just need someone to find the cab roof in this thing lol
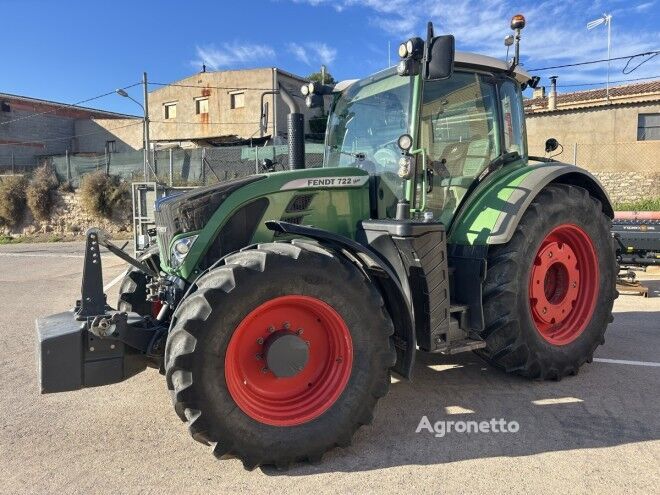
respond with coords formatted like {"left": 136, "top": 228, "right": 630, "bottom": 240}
{"left": 334, "top": 51, "right": 531, "bottom": 92}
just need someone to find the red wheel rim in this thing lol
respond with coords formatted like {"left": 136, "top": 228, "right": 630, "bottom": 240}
{"left": 225, "top": 295, "right": 353, "bottom": 426}
{"left": 528, "top": 223, "right": 599, "bottom": 345}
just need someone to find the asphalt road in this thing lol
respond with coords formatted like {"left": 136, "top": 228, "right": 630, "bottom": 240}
{"left": 1, "top": 242, "right": 658, "bottom": 494}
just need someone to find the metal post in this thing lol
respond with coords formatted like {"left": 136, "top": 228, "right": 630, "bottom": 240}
{"left": 142, "top": 72, "right": 151, "bottom": 181}
{"left": 255, "top": 146, "right": 259, "bottom": 174}
{"left": 104, "top": 144, "right": 109, "bottom": 175}
{"left": 272, "top": 68, "right": 278, "bottom": 140}
{"left": 168, "top": 148, "right": 173, "bottom": 186}
{"left": 201, "top": 148, "right": 206, "bottom": 184}
{"left": 66, "top": 149, "right": 71, "bottom": 181}
{"left": 606, "top": 17, "right": 611, "bottom": 101}
{"left": 573, "top": 143, "right": 578, "bottom": 165}
{"left": 11, "top": 152, "right": 15, "bottom": 175}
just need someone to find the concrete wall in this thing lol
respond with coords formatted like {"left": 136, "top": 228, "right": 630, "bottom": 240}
{"left": 526, "top": 101, "right": 660, "bottom": 203}
{"left": 0, "top": 95, "right": 137, "bottom": 169}
{"left": 147, "top": 68, "right": 318, "bottom": 143}
{"left": 74, "top": 118, "right": 143, "bottom": 153}
{"left": 0, "top": 100, "right": 75, "bottom": 167}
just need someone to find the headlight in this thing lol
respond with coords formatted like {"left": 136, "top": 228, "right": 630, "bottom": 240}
{"left": 171, "top": 235, "right": 198, "bottom": 268}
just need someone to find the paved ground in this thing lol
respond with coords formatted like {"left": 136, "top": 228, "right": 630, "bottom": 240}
{"left": 0, "top": 242, "right": 658, "bottom": 494}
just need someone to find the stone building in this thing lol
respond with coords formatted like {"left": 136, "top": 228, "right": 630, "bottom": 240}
{"left": 525, "top": 80, "right": 660, "bottom": 203}
{"left": 0, "top": 92, "right": 139, "bottom": 171}
{"left": 1, "top": 67, "right": 319, "bottom": 172}
{"left": 145, "top": 67, "right": 318, "bottom": 148}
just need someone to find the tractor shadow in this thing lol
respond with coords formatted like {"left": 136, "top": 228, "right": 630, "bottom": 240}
{"left": 264, "top": 307, "right": 660, "bottom": 476}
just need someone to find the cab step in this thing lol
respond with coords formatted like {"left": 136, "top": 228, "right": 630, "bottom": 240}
{"left": 436, "top": 338, "right": 487, "bottom": 355}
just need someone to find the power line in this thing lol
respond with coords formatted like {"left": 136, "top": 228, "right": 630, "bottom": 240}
{"left": 528, "top": 50, "right": 660, "bottom": 71}
{"left": 0, "top": 121, "right": 143, "bottom": 147}
{"left": 557, "top": 74, "right": 660, "bottom": 88}
{"left": 0, "top": 83, "right": 142, "bottom": 127}
{"left": 151, "top": 120, "right": 263, "bottom": 125}
{"left": 149, "top": 82, "right": 280, "bottom": 91}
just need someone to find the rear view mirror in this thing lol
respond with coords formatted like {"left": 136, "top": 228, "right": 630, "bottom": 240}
{"left": 545, "top": 138, "right": 559, "bottom": 153}
{"left": 425, "top": 35, "right": 455, "bottom": 81}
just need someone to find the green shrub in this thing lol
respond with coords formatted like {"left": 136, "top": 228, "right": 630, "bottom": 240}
{"left": 612, "top": 197, "right": 660, "bottom": 212}
{"left": 26, "top": 165, "right": 59, "bottom": 221}
{"left": 79, "top": 172, "right": 130, "bottom": 220}
{"left": 0, "top": 176, "right": 28, "bottom": 227}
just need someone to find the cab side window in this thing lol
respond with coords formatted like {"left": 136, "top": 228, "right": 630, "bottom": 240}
{"left": 499, "top": 79, "right": 527, "bottom": 156}
{"left": 421, "top": 72, "right": 499, "bottom": 223}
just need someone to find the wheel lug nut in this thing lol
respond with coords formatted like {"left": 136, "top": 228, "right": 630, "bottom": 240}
{"left": 268, "top": 326, "right": 275, "bottom": 333}
{"left": 256, "top": 337, "right": 264, "bottom": 345}
{"left": 572, "top": 282, "right": 577, "bottom": 288}
{"left": 261, "top": 367, "right": 269, "bottom": 373}
{"left": 542, "top": 307, "right": 547, "bottom": 314}
{"left": 255, "top": 353, "right": 262, "bottom": 360}
{"left": 296, "top": 328, "right": 303, "bottom": 335}
{"left": 283, "top": 322, "right": 291, "bottom": 330}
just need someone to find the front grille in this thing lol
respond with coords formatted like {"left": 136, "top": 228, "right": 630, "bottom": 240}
{"left": 154, "top": 207, "right": 177, "bottom": 259}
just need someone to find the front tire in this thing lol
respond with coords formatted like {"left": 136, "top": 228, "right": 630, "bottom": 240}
{"left": 165, "top": 241, "right": 395, "bottom": 469}
{"left": 479, "top": 184, "right": 616, "bottom": 380}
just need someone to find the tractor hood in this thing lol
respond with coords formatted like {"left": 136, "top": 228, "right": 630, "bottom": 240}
{"left": 154, "top": 167, "right": 372, "bottom": 280}
{"left": 154, "top": 176, "right": 265, "bottom": 264}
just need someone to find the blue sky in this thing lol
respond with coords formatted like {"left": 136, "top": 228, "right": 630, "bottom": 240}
{"left": 1, "top": 0, "right": 658, "bottom": 116}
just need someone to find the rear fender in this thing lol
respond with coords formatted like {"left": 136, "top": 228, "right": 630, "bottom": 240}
{"left": 448, "top": 163, "right": 613, "bottom": 246}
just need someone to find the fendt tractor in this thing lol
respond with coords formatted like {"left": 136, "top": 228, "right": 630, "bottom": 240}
{"left": 37, "top": 15, "right": 616, "bottom": 469}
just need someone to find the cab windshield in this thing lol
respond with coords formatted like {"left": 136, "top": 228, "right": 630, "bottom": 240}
{"left": 324, "top": 69, "right": 412, "bottom": 179}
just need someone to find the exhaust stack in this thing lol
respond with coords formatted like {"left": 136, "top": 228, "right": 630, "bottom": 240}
{"left": 279, "top": 84, "right": 305, "bottom": 170}
{"left": 549, "top": 76, "right": 558, "bottom": 110}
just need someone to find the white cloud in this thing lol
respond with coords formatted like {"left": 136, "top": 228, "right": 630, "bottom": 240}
{"left": 310, "top": 42, "right": 338, "bottom": 65}
{"left": 633, "top": 1, "right": 656, "bottom": 12}
{"left": 288, "top": 41, "right": 337, "bottom": 66}
{"left": 288, "top": 0, "right": 660, "bottom": 80}
{"left": 287, "top": 42, "right": 310, "bottom": 65}
{"left": 193, "top": 42, "right": 276, "bottom": 70}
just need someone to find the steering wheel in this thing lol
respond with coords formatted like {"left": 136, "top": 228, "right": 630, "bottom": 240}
{"left": 373, "top": 147, "right": 400, "bottom": 171}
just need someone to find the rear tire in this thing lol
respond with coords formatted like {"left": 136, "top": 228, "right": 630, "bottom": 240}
{"left": 165, "top": 241, "right": 395, "bottom": 469}
{"left": 478, "top": 184, "right": 616, "bottom": 380}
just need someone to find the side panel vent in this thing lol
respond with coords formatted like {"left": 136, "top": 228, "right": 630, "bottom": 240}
{"left": 285, "top": 194, "right": 315, "bottom": 213}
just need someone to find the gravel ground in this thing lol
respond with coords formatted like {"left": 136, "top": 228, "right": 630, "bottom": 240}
{"left": 0, "top": 242, "right": 658, "bottom": 494}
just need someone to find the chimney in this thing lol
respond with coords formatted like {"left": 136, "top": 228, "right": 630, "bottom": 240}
{"left": 549, "top": 76, "right": 558, "bottom": 110}
{"left": 533, "top": 86, "right": 545, "bottom": 99}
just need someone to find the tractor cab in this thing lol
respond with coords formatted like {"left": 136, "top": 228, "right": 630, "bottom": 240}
{"left": 318, "top": 37, "right": 533, "bottom": 227}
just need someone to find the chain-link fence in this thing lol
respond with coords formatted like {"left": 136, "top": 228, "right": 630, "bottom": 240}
{"left": 25, "top": 142, "right": 326, "bottom": 187}
{"left": 529, "top": 140, "right": 660, "bottom": 204}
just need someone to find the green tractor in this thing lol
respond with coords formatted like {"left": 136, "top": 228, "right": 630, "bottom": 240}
{"left": 36, "top": 16, "right": 616, "bottom": 469}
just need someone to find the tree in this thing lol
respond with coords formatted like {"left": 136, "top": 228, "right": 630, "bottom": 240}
{"left": 307, "top": 70, "right": 337, "bottom": 85}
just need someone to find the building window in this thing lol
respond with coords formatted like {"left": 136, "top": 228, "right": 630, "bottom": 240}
{"left": 195, "top": 97, "right": 209, "bottom": 115}
{"left": 230, "top": 92, "right": 245, "bottom": 109}
{"left": 1, "top": 101, "right": 10, "bottom": 112}
{"left": 638, "top": 113, "right": 660, "bottom": 141}
{"left": 164, "top": 102, "right": 177, "bottom": 119}
{"left": 106, "top": 140, "right": 116, "bottom": 153}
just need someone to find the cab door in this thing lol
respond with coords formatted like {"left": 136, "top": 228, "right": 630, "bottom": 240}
{"left": 419, "top": 71, "right": 500, "bottom": 225}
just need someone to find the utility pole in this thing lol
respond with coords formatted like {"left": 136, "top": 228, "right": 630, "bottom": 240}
{"left": 142, "top": 72, "right": 151, "bottom": 180}
{"left": 388, "top": 41, "right": 391, "bottom": 67}
{"left": 606, "top": 15, "right": 612, "bottom": 101}
{"left": 321, "top": 65, "right": 326, "bottom": 85}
